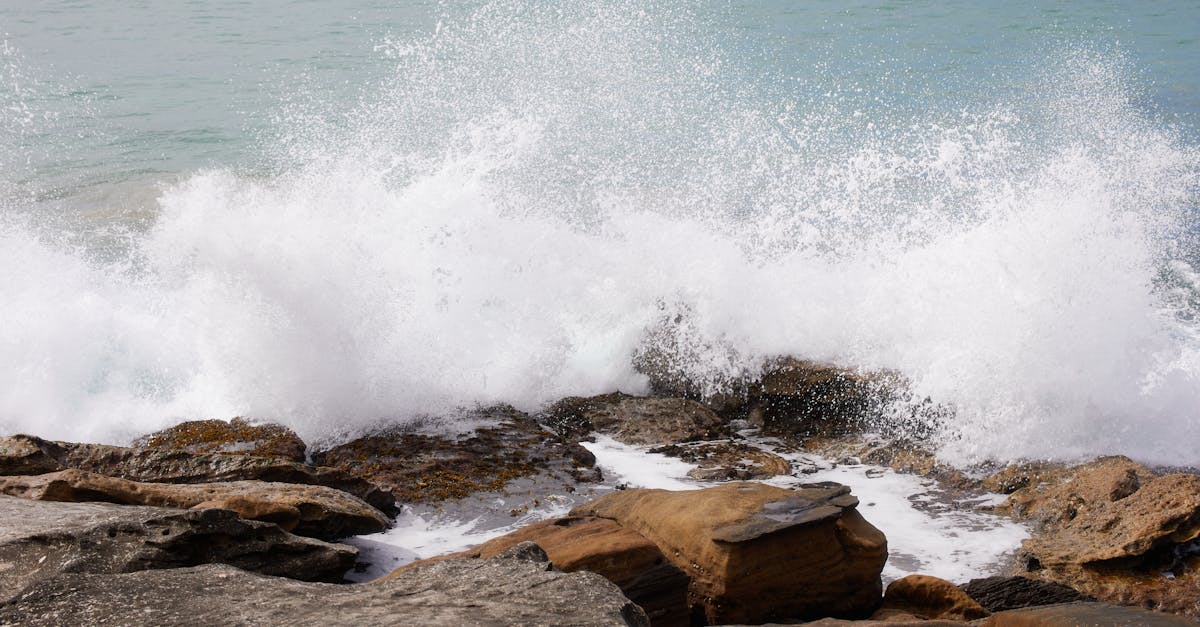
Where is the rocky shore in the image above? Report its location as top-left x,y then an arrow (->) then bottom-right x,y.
1,358 -> 1198,625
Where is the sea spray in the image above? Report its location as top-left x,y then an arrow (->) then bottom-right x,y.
0,2 -> 1197,465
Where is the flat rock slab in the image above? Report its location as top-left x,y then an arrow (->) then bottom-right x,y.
0,558 -> 649,626
572,481 -> 886,624
978,601 -> 1198,626
0,495 -> 355,602
0,469 -> 388,540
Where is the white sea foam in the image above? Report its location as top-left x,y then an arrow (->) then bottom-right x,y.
0,2 -> 1198,466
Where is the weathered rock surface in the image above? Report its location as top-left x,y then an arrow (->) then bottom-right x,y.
135,417 -> 308,462
747,358 -> 897,438
0,469 -> 388,539
0,434 -> 396,514
1013,469 -> 1200,617
313,406 -> 598,504
385,516 -> 689,626
998,456 -> 1155,527
959,576 -> 1092,612
544,393 -> 727,446
0,495 -> 356,602
878,574 -> 990,621
571,481 -> 887,624
648,441 -> 792,481
0,557 -> 650,626
978,601 -> 1198,626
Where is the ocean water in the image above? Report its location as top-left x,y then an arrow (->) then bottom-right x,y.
1,1 -> 1198,466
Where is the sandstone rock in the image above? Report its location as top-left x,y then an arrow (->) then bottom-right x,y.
313,406 -> 597,504
571,481 -> 887,624
878,574 -> 990,621
0,436 -> 62,475
648,441 -> 791,481
135,417 -> 307,462
747,357 -> 897,438
959,576 -> 1091,612
979,462 -> 1069,496
384,515 -> 689,626
978,601 -> 1197,626
0,434 -> 396,514
799,435 -> 971,487
0,495 -> 356,602
543,393 -> 727,445
0,469 -> 388,539
802,618 -> 968,626
999,456 -> 1155,527
1015,471 -> 1200,617
0,558 -> 650,626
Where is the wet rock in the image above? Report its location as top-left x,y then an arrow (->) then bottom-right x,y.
878,574 -> 990,621
0,495 -> 356,602
0,558 -> 649,626
0,436 -> 62,475
0,469 -> 388,540
998,456 -> 1155,527
571,481 -> 887,624
385,515 -> 689,627
312,405 -> 598,504
648,441 -> 791,481
543,393 -> 727,445
800,435 -> 971,487
979,462 -> 1070,496
1015,471 -> 1200,617
747,357 -> 898,438
959,576 -> 1091,612
801,619 -> 967,626
978,601 -> 1197,626
0,433 -> 396,514
135,417 -> 307,462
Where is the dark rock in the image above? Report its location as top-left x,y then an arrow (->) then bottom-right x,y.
571,481 -> 887,624
747,357 -> 900,438
385,515 -> 690,627
135,417 -> 307,462
0,469 -> 388,540
0,434 -> 396,514
650,441 -> 792,481
978,601 -> 1197,626
0,558 -> 650,626
0,495 -> 356,602
312,405 -> 598,504
959,576 -> 1091,612
543,393 -> 727,445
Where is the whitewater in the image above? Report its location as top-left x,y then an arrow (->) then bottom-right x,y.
1,1 -> 1198,467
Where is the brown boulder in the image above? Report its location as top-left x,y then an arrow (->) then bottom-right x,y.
0,434 -> 396,514
878,574 -> 990,621
0,469 -> 388,539
1016,471 -> 1200,617
979,601 -> 1197,626
999,456 -> 1155,527
312,406 -> 597,504
648,441 -> 791,481
384,516 -> 689,626
135,417 -> 307,462
543,393 -> 727,446
746,358 -> 901,439
571,481 -> 887,624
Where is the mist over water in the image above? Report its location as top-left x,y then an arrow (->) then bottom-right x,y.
1,1 -> 1198,465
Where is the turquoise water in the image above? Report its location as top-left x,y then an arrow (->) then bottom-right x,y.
1,1 -> 1198,465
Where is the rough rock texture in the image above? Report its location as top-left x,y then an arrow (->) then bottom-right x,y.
978,601 -> 1198,626
571,481 -> 887,624
747,358 -> 897,438
801,619 -> 967,627
385,516 -> 690,627
134,417 -> 307,462
0,469 -> 388,539
544,393 -> 727,446
798,435 -> 971,487
0,495 -> 356,602
0,434 -> 396,514
648,441 -> 792,481
999,456 -> 1155,527
959,576 -> 1092,612
1014,470 -> 1200,617
878,574 -> 990,621
312,406 -> 598,504
0,558 -> 650,626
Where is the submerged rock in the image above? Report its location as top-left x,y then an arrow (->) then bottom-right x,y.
0,557 -> 649,626
571,481 -> 887,624
135,417 -> 307,462
648,440 -> 792,481
543,393 -> 727,445
312,405 -> 597,504
0,495 -> 356,602
384,515 -> 689,627
0,433 -> 396,514
0,469 -> 388,539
